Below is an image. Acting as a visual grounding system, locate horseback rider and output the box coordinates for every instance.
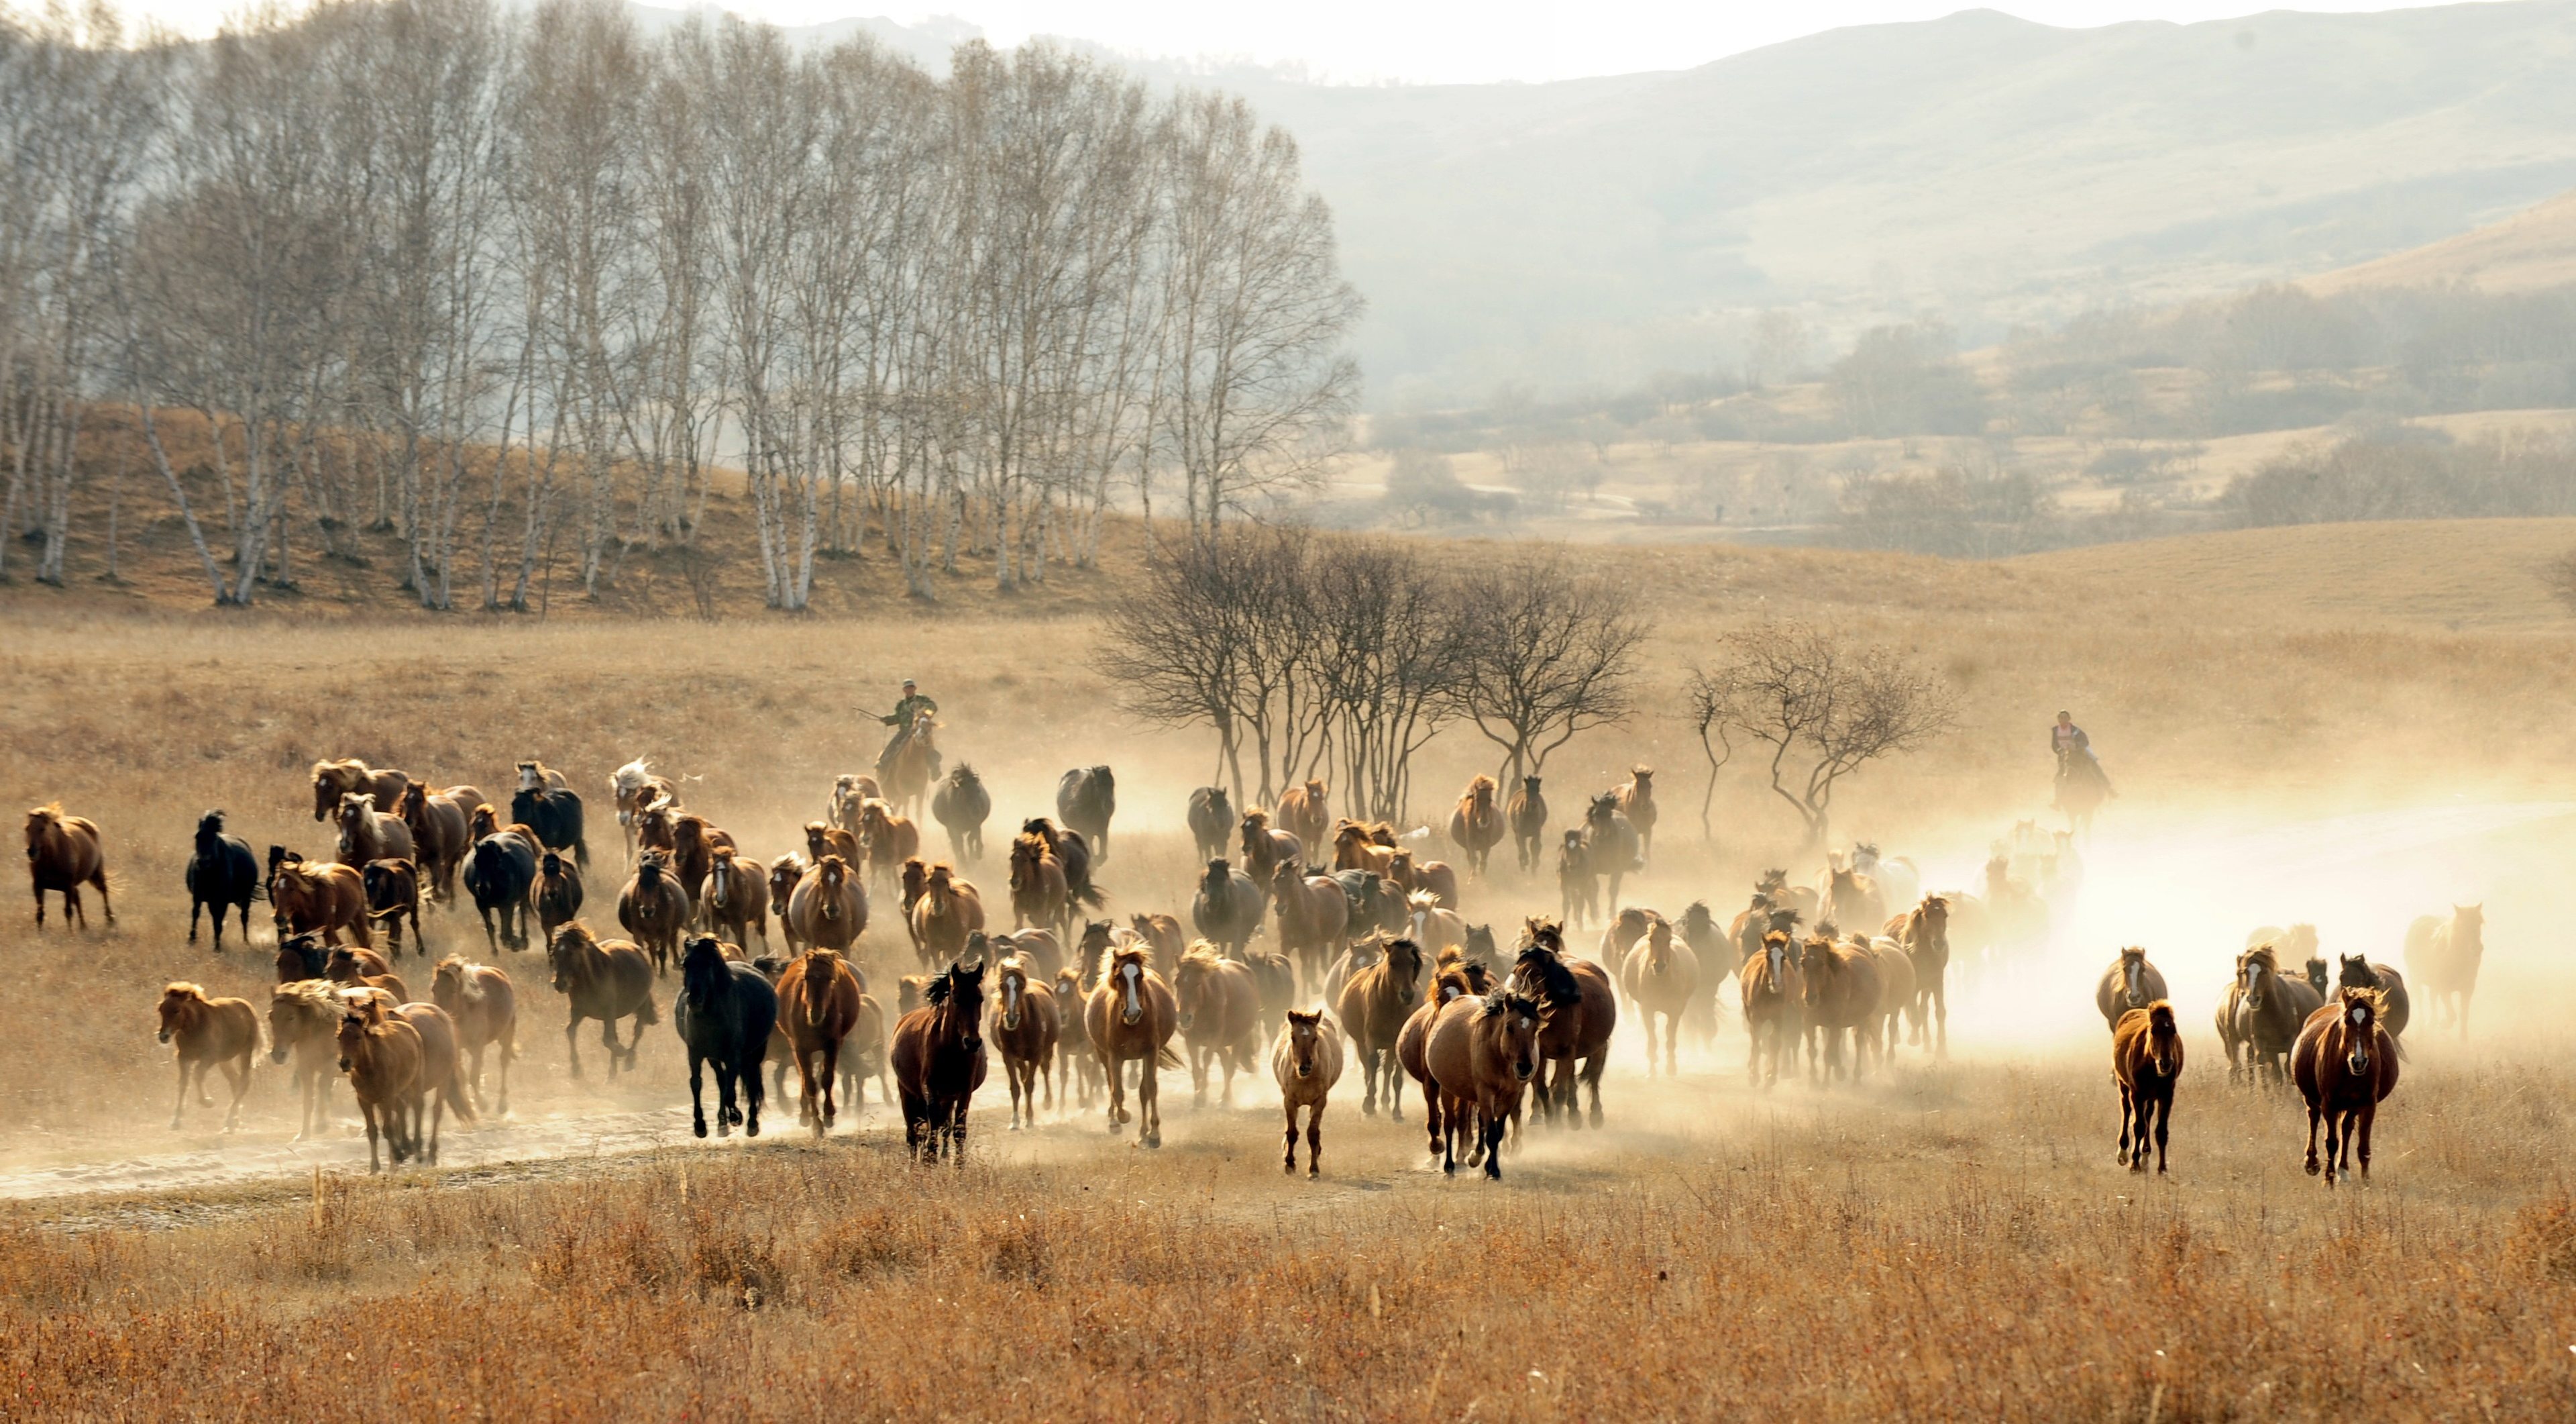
[877,679,943,780]
[2051,711,2116,800]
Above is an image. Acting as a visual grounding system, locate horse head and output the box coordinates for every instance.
[1384,937,1426,999]
[1112,946,1151,1026]
[515,761,544,793]
[1484,990,1543,1082]
[156,982,206,1043]
[1285,1009,1326,1079]
[1173,947,1221,1031]
[996,956,1030,1031]
[432,954,478,1011]
[943,960,987,1052]
[2337,954,2377,992]
[545,923,587,992]
[2144,1001,2182,1077]
[2239,947,2275,1010]
[194,809,227,851]
[814,857,849,919]
[2337,988,2381,1076]
[800,951,843,1027]
[2120,946,2151,1008]
[1463,922,1497,967]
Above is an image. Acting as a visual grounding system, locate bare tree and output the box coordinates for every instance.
[1687,624,1957,847]
[1454,546,1650,781]
[1307,537,1462,821]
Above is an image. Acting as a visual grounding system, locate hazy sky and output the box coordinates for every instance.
[125,1,2456,81]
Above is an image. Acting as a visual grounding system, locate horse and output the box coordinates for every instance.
[269,979,365,1139]
[1130,913,1185,963]
[1238,810,1302,894]
[335,995,424,1172]
[25,804,112,930]
[535,850,585,946]
[1862,935,1917,1058]
[394,784,478,903]
[430,955,517,1117]
[1449,776,1505,877]
[618,854,692,975]
[388,1001,474,1165]
[677,935,776,1139]
[1548,829,1595,930]
[1674,900,1730,1049]
[332,792,415,873]
[699,846,769,954]
[1798,934,1883,1082]
[2405,905,2483,1039]
[361,858,426,954]
[1511,924,1616,1127]
[858,800,922,891]
[1055,966,1099,1107]
[1613,766,1658,864]
[786,855,868,956]
[1332,820,1397,877]
[312,760,409,823]
[545,921,657,1078]
[1851,843,1920,913]
[1276,778,1329,858]
[609,759,678,864]
[882,709,938,819]
[779,948,864,1135]
[1010,833,1073,939]
[1582,793,1643,908]
[667,814,735,921]
[1337,936,1426,1119]
[1505,775,1548,872]
[509,768,588,868]
[2094,946,2167,1031]
[2231,945,2307,1090]
[931,764,991,862]
[1273,1010,1344,1176]
[1270,862,1353,995]
[1426,990,1544,1179]
[767,856,809,954]
[1885,895,1951,1054]
[1333,868,1409,939]
[1821,856,1885,938]
[989,954,1058,1128]
[270,858,372,947]
[1387,848,1461,913]
[1741,931,1805,1090]
[2112,1001,2185,1174]
[1399,953,1491,1158]
[1405,888,1468,957]
[804,819,861,868]
[1186,786,1235,863]
[1085,945,1181,1148]
[1175,944,1265,1109]
[2055,745,2106,836]
[988,927,1066,982]
[1620,916,1700,1077]
[274,931,362,984]
[910,862,986,970]
[892,958,989,1162]
[2294,988,2400,1188]
[462,825,537,954]
[1073,919,1134,995]
[1319,935,1385,1016]
[1057,765,1118,862]
[327,945,412,1006]
[157,982,257,1131]
[2337,955,2410,1041]
[185,810,260,952]
[1757,868,1822,928]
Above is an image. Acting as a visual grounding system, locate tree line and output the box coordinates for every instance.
[0,0,1360,608]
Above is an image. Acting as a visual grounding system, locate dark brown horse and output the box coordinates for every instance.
[617,853,692,975]
[988,954,1057,1128]
[1275,778,1330,859]
[1085,945,1180,1148]
[2111,1001,2184,1174]
[1425,990,1544,1179]
[361,858,425,954]
[2294,988,2400,1188]
[1336,935,1426,1119]
[545,921,657,1078]
[787,854,868,955]
[2231,946,2306,1090]
[25,803,112,930]
[1506,775,1548,872]
[1270,862,1352,993]
[1010,832,1072,939]
[396,783,475,903]
[1511,923,1615,1127]
[667,814,735,920]
[1238,810,1302,893]
[2336,954,2410,1041]
[1173,944,1264,1109]
[892,958,989,1162]
[536,850,586,946]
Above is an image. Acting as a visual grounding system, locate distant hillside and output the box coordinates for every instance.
[2308,187,2576,294]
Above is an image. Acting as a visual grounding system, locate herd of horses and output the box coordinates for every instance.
[19,752,2493,1186]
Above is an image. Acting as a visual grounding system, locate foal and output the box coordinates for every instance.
[1272,1010,1344,1176]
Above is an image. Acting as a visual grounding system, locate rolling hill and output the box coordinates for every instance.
[2307,185,2576,294]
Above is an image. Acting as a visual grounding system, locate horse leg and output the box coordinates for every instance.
[1283,1101,1300,1174]
[690,1050,709,1138]
[743,1054,764,1137]
[1585,1052,1607,1127]
[189,898,204,944]
[716,1058,740,1137]
[2115,1081,2133,1166]
[169,1056,189,1129]
[1138,1056,1162,1150]
[1424,1078,1444,1156]
[1667,1009,1681,1076]
[602,1015,629,1079]
[1306,1100,1325,1177]
[2304,1101,2323,1177]
[2152,1088,2171,1175]
[1482,1106,1506,1182]
[2322,1109,2343,1188]
[1104,1051,1126,1132]
[821,1041,845,1131]
[1385,1050,1401,1123]
[362,1101,385,1173]
[223,1055,251,1130]
[1933,981,1948,1058]
[2355,1102,2374,1182]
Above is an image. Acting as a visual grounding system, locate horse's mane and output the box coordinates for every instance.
[433,954,486,999]
[1480,988,1538,1020]
[2243,944,2279,973]
[272,978,345,1011]
[2145,1002,2178,1032]
[553,919,600,950]
[1242,808,1271,829]
[164,980,210,1001]
[1179,942,1224,970]
[1513,945,1580,1006]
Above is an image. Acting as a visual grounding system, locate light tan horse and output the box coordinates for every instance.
[268,979,366,1139]
[787,855,869,956]
[1273,1010,1344,1176]
[431,956,517,1117]
[1448,775,1505,878]
[910,862,987,972]
[158,982,256,1130]
[1613,766,1658,864]
[1085,945,1181,1149]
[25,803,112,930]
[2404,905,2484,1039]
[1619,915,1699,1077]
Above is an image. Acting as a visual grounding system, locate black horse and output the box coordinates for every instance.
[676,935,777,1139]
[464,831,538,952]
[1185,786,1234,863]
[1191,858,1263,958]
[1055,766,1117,864]
[930,763,992,863]
[186,810,261,952]
[511,784,590,868]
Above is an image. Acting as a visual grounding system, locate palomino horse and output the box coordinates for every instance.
[617,854,692,975]
[1337,936,1426,1119]
[882,709,938,819]
[1056,766,1118,862]
[2055,746,2106,836]
[701,846,769,952]
[1507,775,1548,872]
[1884,895,1951,1055]
[787,855,869,956]
[1270,862,1353,994]
[910,863,986,972]
[334,792,415,870]
[892,958,989,1162]
[931,764,991,862]
[25,803,111,930]
[1085,945,1181,1148]
[2294,988,2400,1188]
[545,921,657,1078]
[2112,1001,2185,1174]
[779,948,864,1135]
[1010,833,1073,939]
[1511,923,1616,1127]
[186,810,260,952]
[1238,811,1302,896]
[335,995,423,1172]
[312,760,409,823]
[1425,990,1544,1180]
[1619,916,1699,1078]
[1798,934,1882,1082]
[270,859,372,947]
[269,979,365,1139]
[677,935,777,1139]
[1273,1010,1344,1176]
[430,956,517,1117]
[1613,766,1658,865]
[1276,779,1330,858]
[989,954,1058,1128]
[2094,946,2167,1031]
[2404,905,2483,1039]
[158,982,257,1131]
[1449,775,1505,878]
[1174,944,1265,1109]
[1186,786,1235,863]
[1741,931,1805,1090]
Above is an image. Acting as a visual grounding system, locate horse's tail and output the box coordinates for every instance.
[1073,880,1108,910]
[635,993,661,1027]
[440,1066,478,1125]
[1156,1043,1183,1070]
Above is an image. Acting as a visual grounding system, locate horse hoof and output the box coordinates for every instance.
[694,1121,708,1139]
[1307,1165,1320,1178]
[2305,1161,2320,1176]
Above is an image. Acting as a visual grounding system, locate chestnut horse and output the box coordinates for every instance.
[2404,905,2483,1039]
[1884,895,1951,1055]
[361,858,425,954]
[988,954,1058,1128]
[312,760,408,823]
[270,859,372,947]
[536,850,586,946]
[1336,935,1426,1118]
[1174,944,1264,1109]
[335,995,423,1172]
[1276,779,1330,858]
[2294,988,2400,1188]
[1270,862,1353,994]
[1511,923,1616,1127]
[1613,766,1658,865]
[910,862,986,971]
[158,982,257,1130]
[1741,930,1805,1090]
[1085,945,1181,1148]
[25,803,112,930]
[617,853,692,975]
[1507,775,1548,872]
[431,955,517,1117]
[2112,1001,2185,1174]
[1273,1010,1344,1176]
[778,948,865,1135]
[1426,990,1544,1179]
[786,855,868,956]
[1238,810,1303,896]
[1449,775,1505,878]
[802,819,859,867]
[396,783,475,903]
[1333,821,1397,877]
[1387,849,1460,913]
[701,846,770,954]
[269,978,364,1139]
[892,958,989,1162]
[1619,915,1699,1077]
[667,814,735,921]
[858,800,922,891]
[545,921,657,1078]
[2337,954,2411,1042]
[1010,833,1073,939]
[1799,934,1882,1082]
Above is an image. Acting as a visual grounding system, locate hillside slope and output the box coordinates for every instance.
[2307,185,2576,294]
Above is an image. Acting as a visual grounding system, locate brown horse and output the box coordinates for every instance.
[1274,1010,1344,1176]
[787,855,869,956]
[1507,774,1548,872]
[701,846,770,954]
[1613,766,1658,864]
[778,948,865,1135]
[1336,936,1426,1119]
[1864,935,1917,1060]
[1449,775,1505,878]
[1799,934,1883,1082]
[1425,990,1544,1179]
[1821,855,1884,937]
[617,853,692,975]
[268,978,364,1139]
[311,760,409,823]
[1387,848,1460,912]
[1741,930,1805,1090]
[988,954,1057,1128]
[891,957,989,1161]
[1333,821,1397,876]
[1085,945,1181,1148]
[1055,966,1100,1107]
[858,800,922,891]
[667,814,735,920]
[336,995,424,1172]
[25,803,112,930]
[1399,951,1495,1154]
[910,862,986,971]
[2404,905,2483,1039]
[361,858,425,953]
[1511,923,1616,1127]
[1238,810,1303,892]
[431,956,517,1117]
[609,759,677,863]
[883,709,937,819]
[1557,830,1597,929]
[1270,862,1353,993]
[2112,1001,2185,1174]
[2231,945,2307,1090]
[535,850,586,945]
[271,858,372,947]
[1884,895,1951,1055]
[545,921,657,1078]
[157,982,256,1131]
[389,1001,474,1165]
[327,945,412,1006]
[2094,946,2167,1031]
[767,856,809,954]
[1276,778,1330,858]
[2294,988,2400,1188]
[1174,944,1265,1108]
[1010,833,1072,938]
[1619,916,1699,1077]
[804,819,861,867]
[335,792,417,868]
[396,782,475,903]
[2337,955,2411,1042]
[828,774,880,838]
[1129,912,1185,962]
